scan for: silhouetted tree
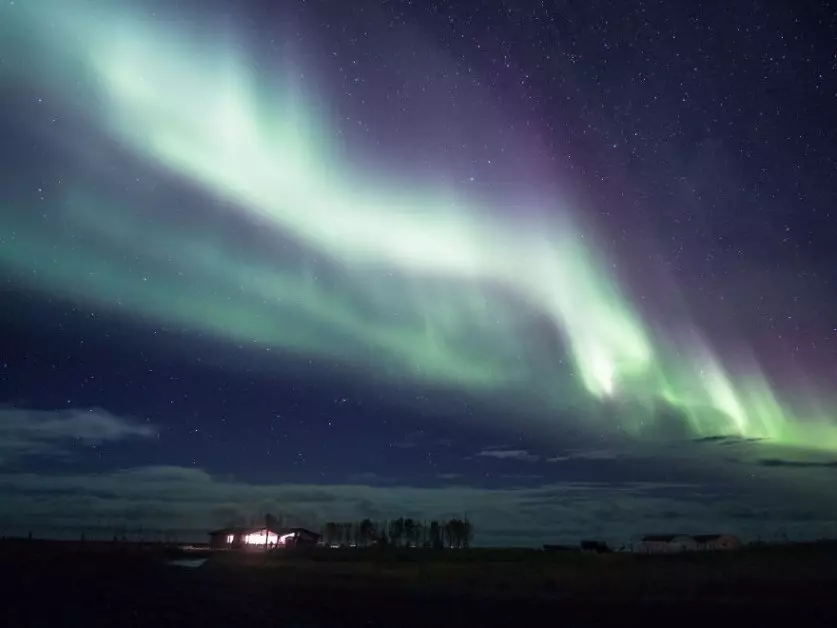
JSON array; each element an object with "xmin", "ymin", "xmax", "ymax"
[
  {"xmin": 324, "ymin": 522, "xmax": 340, "ymax": 547},
  {"xmin": 440, "ymin": 517, "xmax": 474, "ymax": 548},
  {"xmin": 443, "ymin": 520, "xmax": 455, "ymax": 548},
  {"xmin": 461, "ymin": 517, "xmax": 474, "ymax": 548},
  {"xmin": 412, "ymin": 521, "xmax": 425, "ymax": 548},
  {"xmin": 359, "ymin": 519, "xmax": 377, "ymax": 547},
  {"xmin": 389, "ymin": 518, "xmax": 405, "ymax": 547},
  {"xmin": 403, "ymin": 518, "xmax": 417, "ymax": 548},
  {"xmin": 429, "ymin": 520, "xmax": 443, "ymax": 550},
  {"xmin": 341, "ymin": 522, "xmax": 353, "ymax": 546}
]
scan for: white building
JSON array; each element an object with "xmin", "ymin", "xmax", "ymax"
[
  {"xmin": 634, "ymin": 533, "xmax": 741, "ymax": 553},
  {"xmin": 635, "ymin": 534, "xmax": 698, "ymax": 553},
  {"xmin": 693, "ymin": 534, "xmax": 741, "ymax": 551}
]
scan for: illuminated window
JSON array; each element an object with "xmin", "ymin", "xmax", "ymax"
[
  {"xmin": 226, "ymin": 534, "xmax": 234, "ymax": 544},
  {"xmin": 243, "ymin": 529, "xmax": 278, "ymax": 545}
]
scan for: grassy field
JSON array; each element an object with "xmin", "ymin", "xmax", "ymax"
[
  {"xmin": 3, "ymin": 539, "xmax": 837, "ymax": 626},
  {"xmin": 206, "ymin": 542, "xmax": 837, "ymax": 602}
]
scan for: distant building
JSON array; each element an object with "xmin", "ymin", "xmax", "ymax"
[
  {"xmin": 693, "ymin": 534, "xmax": 741, "ymax": 551},
  {"xmin": 208, "ymin": 526, "xmax": 320, "ymax": 550},
  {"xmin": 635, "ymin": 534, "xmax": 698, "ymax": 553},
  {"xmin": 635, "ymin": 534, "xmax": 741, "ymax": 553}
]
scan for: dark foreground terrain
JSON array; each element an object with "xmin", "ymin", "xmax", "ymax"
[{"xmin": 4, "ymin": 540, "xmax": 837, "ymax": 627}]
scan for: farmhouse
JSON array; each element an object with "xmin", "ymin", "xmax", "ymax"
[
  {"xmin": 208, "ymin": 526, "xmax": 320, "ymax": 550},
  {"xmin": 635, "ymin": 533, "xmax": 741, "ymax": 553},
  {"xmin": 636, "ymin": 534, "xmax": 698, "ymax": 553},
  {"xmin": 693, "ymin": 534, "xmax": 741, "ymax": 551}
]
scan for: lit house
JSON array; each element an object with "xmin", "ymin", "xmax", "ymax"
[{"xmin": 208, "ymin": 526, "xmax": 320, "ymax": 550}]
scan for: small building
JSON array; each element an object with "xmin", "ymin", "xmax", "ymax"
[
  {"xmin": 694, "ymin": 534, "xmax": 741, "ymax": 551},
  {"xmin": 635, "ymin": 534, "xmax": 698, "ymax": 554},
  {"xmin": 208, "ymin": 526, "xmax": 320, "ymax": 550},
  {"xmin": 635, "ymin": 533, "xmax": 741, "ymax": 553}
]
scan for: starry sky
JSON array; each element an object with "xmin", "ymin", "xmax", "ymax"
[{"xmin": 1, "ymin": 0, "xmax": 836, "ymax": 546}]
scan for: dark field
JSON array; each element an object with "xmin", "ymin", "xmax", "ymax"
[{"xmin": 4, "ymin": 540, "xmax": 837, "ymax": 627}]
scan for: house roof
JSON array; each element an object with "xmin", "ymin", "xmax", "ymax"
[
  {"xmin": 641, "ymin": 534, "xmax": 694, "ymax": 542},
  {"xmin": 693, "ymin": 534, "xmax": 729, "ymax": 542},
  {"xmin": 208, "ymin": 526, "xmax": 319, "ymax": 538}
]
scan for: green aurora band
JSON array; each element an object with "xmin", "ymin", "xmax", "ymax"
[{"xmin": 2, "ymin": 0, "xmax": 835, "ymax": 452}]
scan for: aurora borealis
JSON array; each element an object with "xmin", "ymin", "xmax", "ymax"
[{"xmin": 1, "ymin": 0, "xmax": 836, "ymax": 543}]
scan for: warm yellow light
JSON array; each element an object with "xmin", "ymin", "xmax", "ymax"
[{"xmin": 243, "ymin": 529, "xmax": 278, "ymax": 545}]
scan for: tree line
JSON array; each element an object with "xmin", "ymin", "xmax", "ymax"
[{"xmin": 321, "ymin": 517, "xmax": 473, "ymax": 549}]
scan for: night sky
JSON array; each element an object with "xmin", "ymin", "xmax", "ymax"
[{"xmin": 1, "ymin": 0, "xmax": 836, "ymax": 546}]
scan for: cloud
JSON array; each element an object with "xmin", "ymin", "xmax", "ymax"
[
  {"xmin": 546, "ymin": 449, "xmax": 617, "ymax": 462},
  {"xmin": 692, "ymin": 435, "xmax": 765, "ymax": 446},
  {"xmin": 0, "ymin": 406, "xmax": 157, "ymax": 464},
  {"xmin": 344, "ymin": 472, "xmax": 398, "ymax": 484},
  {"xmin": 2, "ymin": 465, "xmax": 836, "ymax": 547},
  {"xmin": 693, "ymin": 435, "xmax": 737, "ymax": 444},
  {"xmin": 759, "ymin": 458, "xmax": 837, "ymax": 469},
  {"xmin": 475, "ymin": 448, "xmax": 540, "ymax": 462}
]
